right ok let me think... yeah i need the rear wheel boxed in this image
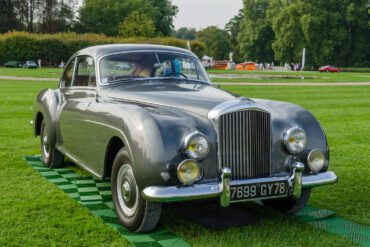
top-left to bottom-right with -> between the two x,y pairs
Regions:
111,148 -> 161,233
40,120 -> 64,168
263,189 -> 311,214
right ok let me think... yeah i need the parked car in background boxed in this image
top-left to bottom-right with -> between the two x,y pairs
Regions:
33,44 -> 338,233
319,65 -> 341,73
23,61 -> 38,69
236,62 -> 257,71
4,60 -> 22,68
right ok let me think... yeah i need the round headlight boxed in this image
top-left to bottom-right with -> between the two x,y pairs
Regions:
184,132 -> 210,160
177,159 -> 202,185
284,127 -> 307,154
307,149 -> 325,172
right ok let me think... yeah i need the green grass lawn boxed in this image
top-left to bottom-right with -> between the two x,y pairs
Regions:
0,80 -> 368,246
208,69 -> 370,83
0,67 -> 62,78
0,67 -> 369,83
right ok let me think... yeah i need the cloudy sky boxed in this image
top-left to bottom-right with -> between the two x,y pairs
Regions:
172,0 -> 243,30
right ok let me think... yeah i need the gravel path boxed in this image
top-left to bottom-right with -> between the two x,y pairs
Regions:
1,75 -> 369,86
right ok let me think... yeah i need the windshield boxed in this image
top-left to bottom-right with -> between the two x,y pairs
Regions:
99,52 -> 210,84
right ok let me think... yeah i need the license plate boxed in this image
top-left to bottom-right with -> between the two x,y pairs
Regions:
230,180 -> 288,202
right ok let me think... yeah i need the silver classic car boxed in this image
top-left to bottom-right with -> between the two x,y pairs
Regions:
33,44 -> 337,232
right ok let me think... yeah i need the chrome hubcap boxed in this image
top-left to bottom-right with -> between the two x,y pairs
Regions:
117,164 -> 138,217
121,181 -> 131,199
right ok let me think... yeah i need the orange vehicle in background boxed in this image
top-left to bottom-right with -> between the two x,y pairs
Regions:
236,62 -> 256,71
213,60 -> 228,70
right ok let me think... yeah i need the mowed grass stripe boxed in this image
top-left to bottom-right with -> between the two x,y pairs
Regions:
0,80 -> 367,246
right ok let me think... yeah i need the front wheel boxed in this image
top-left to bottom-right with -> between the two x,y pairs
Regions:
262,189 -> 311,214
111,148 -> 161,233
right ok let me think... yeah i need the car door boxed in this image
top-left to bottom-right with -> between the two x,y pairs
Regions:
58,55 -> 98,174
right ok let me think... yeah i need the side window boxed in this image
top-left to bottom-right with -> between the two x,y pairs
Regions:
62,59 -> 75,87
74,56 -> 96,87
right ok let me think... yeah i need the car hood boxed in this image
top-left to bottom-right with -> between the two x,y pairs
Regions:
100,82 -> 238,117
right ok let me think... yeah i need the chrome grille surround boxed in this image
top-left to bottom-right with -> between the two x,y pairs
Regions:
208,99 -> 272,180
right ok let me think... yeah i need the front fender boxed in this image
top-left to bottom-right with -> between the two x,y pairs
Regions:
108,103 -> 218,189
253,99 -> 329,174
33,89 -> 61,148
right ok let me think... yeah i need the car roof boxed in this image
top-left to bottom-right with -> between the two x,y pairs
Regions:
74,44 -> 196,60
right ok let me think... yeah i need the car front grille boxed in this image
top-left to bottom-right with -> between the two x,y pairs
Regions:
218,109 -> 271,180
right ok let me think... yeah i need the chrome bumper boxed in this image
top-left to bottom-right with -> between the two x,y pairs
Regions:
142,162 -> 338,206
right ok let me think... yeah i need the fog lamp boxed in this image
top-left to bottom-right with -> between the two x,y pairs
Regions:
307,149 -> 325,172
177,159 -> 202,185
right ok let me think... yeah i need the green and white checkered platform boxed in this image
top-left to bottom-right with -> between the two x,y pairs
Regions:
24,155 -> 189,247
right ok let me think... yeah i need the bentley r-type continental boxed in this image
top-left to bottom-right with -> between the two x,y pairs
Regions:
33,44 -> 338,232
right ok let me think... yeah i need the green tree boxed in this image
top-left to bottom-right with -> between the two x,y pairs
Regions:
76,0 -> 144,36
225,10 -> 244,62
118,11 -> 156,38
173,27 -> 196,40
196,26 -> 231,59
147,0 -> 178,36
237,0 -> 369,67
237,0 -> 275,63
0,0 -> 23,33
77,0 -> 177,37
38,0 -> 76,33
268,0 -> 369,67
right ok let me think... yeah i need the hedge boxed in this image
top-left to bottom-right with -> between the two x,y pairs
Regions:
0,32 -> 205,66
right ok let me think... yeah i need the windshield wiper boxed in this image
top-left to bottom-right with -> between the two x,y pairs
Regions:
107,77 -> 148,84
153,77 -> 210,85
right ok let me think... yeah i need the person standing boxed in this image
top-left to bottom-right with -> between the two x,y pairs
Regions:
38,59 -> 42,68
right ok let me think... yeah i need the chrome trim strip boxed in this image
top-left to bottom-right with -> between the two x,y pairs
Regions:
207,98 -> 263,121
61,150 -> 103,179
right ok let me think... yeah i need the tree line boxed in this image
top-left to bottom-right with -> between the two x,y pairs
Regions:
0,0 -> 178,37
174,0 -> 369,67
1,0 -> 369,67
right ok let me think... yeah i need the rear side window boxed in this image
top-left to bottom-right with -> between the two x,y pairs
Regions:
74,56 -> 96,87
61,59 -> 75,87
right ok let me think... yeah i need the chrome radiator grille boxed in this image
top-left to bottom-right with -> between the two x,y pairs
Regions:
218,110 -> 271,180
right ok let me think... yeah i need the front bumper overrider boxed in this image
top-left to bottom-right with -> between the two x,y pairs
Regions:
141,162 -> 338,207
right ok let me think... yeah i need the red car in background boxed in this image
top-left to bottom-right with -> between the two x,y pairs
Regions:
319,65 -> 341,72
